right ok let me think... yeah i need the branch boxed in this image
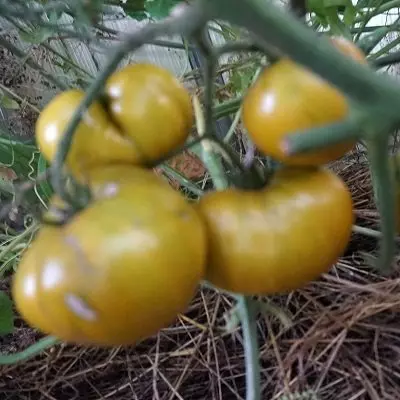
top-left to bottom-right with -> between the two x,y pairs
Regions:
237,296 -> 261,400
0,336 -> 59,365
373,51 -> 400,68
367,135 -> 397,274
282,119 -> 362,156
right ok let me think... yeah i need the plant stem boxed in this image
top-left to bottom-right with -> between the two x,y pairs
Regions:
0,336 -> 59,365
282,119 -> 362,156
159,164 -> 204,197
368,135 -> 397,274
369,35 -> 400,60
374,51 -> 400,67
0,82 -> 41,113
237,296 -> 261,400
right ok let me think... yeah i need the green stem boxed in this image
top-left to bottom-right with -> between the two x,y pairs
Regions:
374,51 -> 400,67
159,164 -> 204,197
237,296 -> 261,400
214,97 -> 242,119
0,82 -> 41,114
0,336 -> 59,365
282,119 -> 362,156
50,1 -> 207,198
355,0 -> 400,22
352,224 -> 400,241
368,135 -> 397,273
369,35 -> 400,60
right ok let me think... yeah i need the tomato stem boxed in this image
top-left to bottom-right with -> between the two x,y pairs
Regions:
0,336 -> 59,365
237,296 -> 261,400
282,119 -> 362,156
367,136 -> 397,274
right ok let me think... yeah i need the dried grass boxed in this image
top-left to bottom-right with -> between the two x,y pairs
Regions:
1,154 -> 400,400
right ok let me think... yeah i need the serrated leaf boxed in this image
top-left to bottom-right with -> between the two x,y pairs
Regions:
145,0 -> 181,19
122,0 -> 147,19
0,291 -> 14,336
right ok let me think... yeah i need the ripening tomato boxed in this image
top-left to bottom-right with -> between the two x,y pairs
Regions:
13,168 -> 206,346
36,90 -> 141,179
242,37 -> 367,166
105,63 -> 193,163
198,167 -> 354,295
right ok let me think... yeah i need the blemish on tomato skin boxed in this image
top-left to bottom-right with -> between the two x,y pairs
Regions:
65,293 -> 97,322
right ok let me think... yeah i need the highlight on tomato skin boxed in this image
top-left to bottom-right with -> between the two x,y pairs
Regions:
242,36 -> 366,167
197,167 -> 354,295
12,168 -> 207,347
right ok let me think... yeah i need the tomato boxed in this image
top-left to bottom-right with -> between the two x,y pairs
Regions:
36,90 -> 141,179
242,37 -> 366,166
13,168 -> 206,346
105,63 -> 193,163
198,167 -> 353,295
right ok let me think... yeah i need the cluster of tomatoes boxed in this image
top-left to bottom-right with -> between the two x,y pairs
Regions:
12,37 -> 364,347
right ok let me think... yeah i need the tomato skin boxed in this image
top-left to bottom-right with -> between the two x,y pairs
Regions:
36,90 -> 141,179
242,37 -> 366,166
13,168 -> 206,346
105,64 -> 193,163
198,167 -> 354,295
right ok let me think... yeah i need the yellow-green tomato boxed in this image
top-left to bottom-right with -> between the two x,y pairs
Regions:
242,37 -> 366,166
105,63 -> 193,163
13,169 -> 206,346
35,89 -> 141,180
198,167 -> 354,295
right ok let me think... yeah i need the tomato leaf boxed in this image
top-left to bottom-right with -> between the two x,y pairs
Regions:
0,291 -> 14,336
0,89 -> 19,110
145,0 -> 181,19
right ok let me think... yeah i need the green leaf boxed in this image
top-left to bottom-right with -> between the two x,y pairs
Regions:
0,291 -> 14,336
0,90 -> 19,110
145,0 -> 181,19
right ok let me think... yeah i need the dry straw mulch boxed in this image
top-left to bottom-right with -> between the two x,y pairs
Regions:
1,155 -> 400,400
